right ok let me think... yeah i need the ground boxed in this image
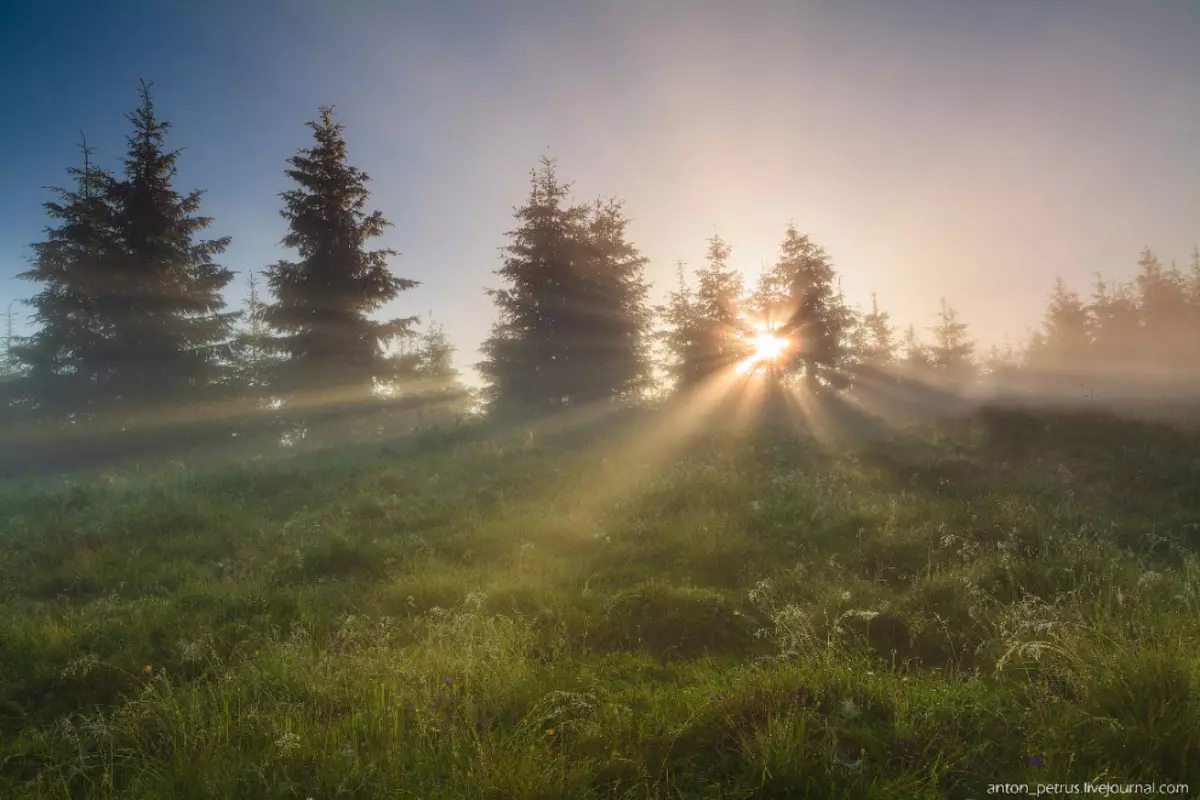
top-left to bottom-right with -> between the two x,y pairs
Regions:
0,399 -> 1198,798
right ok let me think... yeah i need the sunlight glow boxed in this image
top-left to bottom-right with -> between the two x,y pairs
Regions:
751,330 -> 788,362
736,324 -> 791,374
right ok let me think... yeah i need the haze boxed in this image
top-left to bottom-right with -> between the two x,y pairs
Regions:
1,0 -> 1198,378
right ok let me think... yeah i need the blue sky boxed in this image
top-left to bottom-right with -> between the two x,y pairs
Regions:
2,0 -> 1198,379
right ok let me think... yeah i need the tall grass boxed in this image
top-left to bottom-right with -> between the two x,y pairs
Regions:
1,407 -> 1197,797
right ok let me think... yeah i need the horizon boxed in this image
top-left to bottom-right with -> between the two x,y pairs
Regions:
2,0 -> 1198,383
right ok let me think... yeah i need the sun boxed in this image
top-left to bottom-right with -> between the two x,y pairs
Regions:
750,330 -> 788,362
736,323 -> 791,374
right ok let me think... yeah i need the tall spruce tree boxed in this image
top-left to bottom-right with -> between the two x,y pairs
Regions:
227,270 -> 277,406
689,234 -> 749,383
658,260 -> 707,390
840,304 -> 869,370
754,224 -> 842,388
981,337 -> 1020,380
1133,247 -> 1189,371
414,320 -> 473,416
929,297 -> 974,377
1187,247 -> 1200,377
1028,278 -> 1090,370
861,292 -> 896,366
1089,273 -> 1140,370
104,81 -> 236,417
572,198 -> 654,402
0,304 -> 13,376
479,158 -> 652,413
263,107 -> 419,417
0,304 -> 17,418
901,323 -> 932,369
11,135 -> 121,422
479,158 -> 589,414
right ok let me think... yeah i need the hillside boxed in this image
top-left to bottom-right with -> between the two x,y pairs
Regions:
1,403 -> 1198,798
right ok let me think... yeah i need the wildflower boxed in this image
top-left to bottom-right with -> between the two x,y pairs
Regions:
143,665 -> 152,674
546,728 -> 554,736
1027,755 -> 1045,769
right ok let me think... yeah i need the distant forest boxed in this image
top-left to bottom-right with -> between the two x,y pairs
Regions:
2,83 -> 1199,466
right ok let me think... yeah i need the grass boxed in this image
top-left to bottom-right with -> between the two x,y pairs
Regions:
0,400 -> 1198,798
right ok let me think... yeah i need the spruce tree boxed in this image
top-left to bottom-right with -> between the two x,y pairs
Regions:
1133,247 -> 1189,371
688,234 -> 750,383
862,292 -> 896,366
0,304 -> 17,418
981,337 -> 1019,382
929,297 -> 974,377
1089,273 -> 1140,371
1187,247 -> 1200,315
901,323 -> 932,370
263,107 -> 419,421
841,304 -> 869,370
754,224 -> 842,388
105,81 -> 236,418
415,320 -> 473,416
1187,247 -> 1200,378
11,135 -> 120,422
1,304 -> 13,376
1029,278 -> 1090,370
658,260 -> 707,390
227,270 -> 277,406
479,157 -> 589,415
479,159 -> 652,413
570,198 -> 654,403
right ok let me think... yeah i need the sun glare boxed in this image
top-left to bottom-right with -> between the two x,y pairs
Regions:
751,331 -> 788,362
736,325 -> 791,375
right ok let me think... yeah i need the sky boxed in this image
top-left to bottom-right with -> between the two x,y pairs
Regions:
2,0 -> 1198,381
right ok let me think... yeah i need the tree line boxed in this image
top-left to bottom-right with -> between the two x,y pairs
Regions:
2,82 -> 1199,460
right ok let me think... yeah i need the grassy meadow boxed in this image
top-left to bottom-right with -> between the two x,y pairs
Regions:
1,395 -> 1198,798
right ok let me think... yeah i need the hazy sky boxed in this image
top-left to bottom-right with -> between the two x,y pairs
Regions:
2,0 -> 1198,379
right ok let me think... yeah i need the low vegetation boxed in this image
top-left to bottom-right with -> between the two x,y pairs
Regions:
1,403 -> 1198,798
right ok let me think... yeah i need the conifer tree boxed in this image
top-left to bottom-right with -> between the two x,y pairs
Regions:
1089,273 -> 1140,370
901,323 -> 932,369
415,320 -> 473,416
571,198 -> 654,403
11,134 -> 120,422
479,158 -> 589,414
754,224 -> 842,388
263,106 -> 419,417
928,298 -> 974,377
861,292 -> 896,366
0,304 -> 13,377
479,158 -> 653,413
658,260 -> 707,390
840,304 -> 869,370
104,81 -> 236,417
1188,247 -> 1200,316
1029,278 -> 1090,369
227,270 -> 277,405
0,304 -> 17,419
1187,247 -> 1200,377
1133,247 -> 1189,370
981,337 -> 1020,381
691,234 -> 750,379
